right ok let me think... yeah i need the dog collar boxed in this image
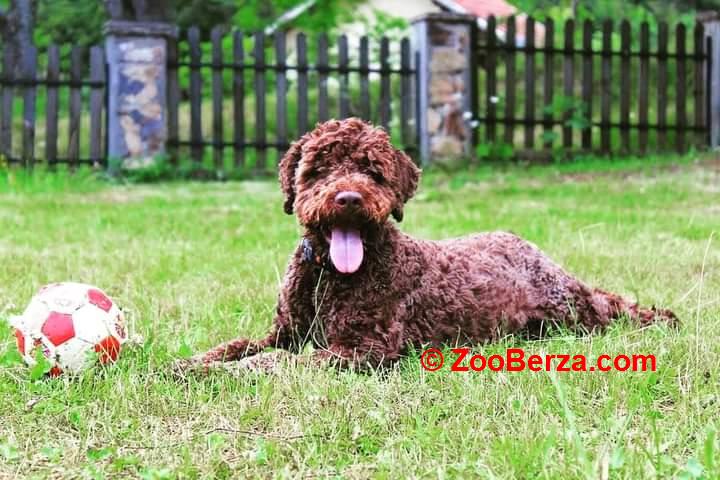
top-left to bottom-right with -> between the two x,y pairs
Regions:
302,237 -> 329,269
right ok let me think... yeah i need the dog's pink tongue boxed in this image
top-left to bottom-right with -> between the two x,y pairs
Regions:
329,228 -> 364,274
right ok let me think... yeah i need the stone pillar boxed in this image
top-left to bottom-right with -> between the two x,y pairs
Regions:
412,13 -> 477,165
105,20 -> 178,170
699,12 -> 720,148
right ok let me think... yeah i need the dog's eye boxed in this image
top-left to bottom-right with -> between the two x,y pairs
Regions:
300,168 -> 319,181
369,171 -> 385,184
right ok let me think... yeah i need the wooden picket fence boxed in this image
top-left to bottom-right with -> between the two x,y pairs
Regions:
166,27 -> 417,173
475,16 -> 711,156
0,17 -> 714,172
0,45 -> 107,168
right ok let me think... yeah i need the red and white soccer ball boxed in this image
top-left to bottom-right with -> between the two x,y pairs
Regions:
10,282 -> 127,376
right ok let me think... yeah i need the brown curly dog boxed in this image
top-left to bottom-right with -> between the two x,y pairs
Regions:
195,118 -> 677,370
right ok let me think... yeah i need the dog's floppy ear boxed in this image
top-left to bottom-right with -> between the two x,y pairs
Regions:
392,149 -> 421,222
278,136 -> 308,215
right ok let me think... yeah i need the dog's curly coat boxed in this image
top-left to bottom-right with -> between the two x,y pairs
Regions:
198,118 -> 677,369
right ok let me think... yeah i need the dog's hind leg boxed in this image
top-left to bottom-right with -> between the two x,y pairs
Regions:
583,288 -> 679,329
200,336 -> 273,363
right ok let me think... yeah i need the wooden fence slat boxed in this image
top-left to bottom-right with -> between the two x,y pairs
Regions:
297,33 -> 309,135
469,20 -> 479,152
486,16 -> 498,143
504,16 -> 516,145
379,36 -> 391,130
706,37 -> 713,148
317,33 -> 329,122
638,22 -> 650,152
0,50 -> 13,159
676,23 -> 687,153
167,35 -> 180,165
21,46 -> 37,168
543,18 -> 554,150
338,34 -> 350,118
89,46 -> 105,166
45,45 -> 60,164
359,36 -> 371,121
400,37 -> 412,148
562,19 -> 574,148
254,31 -> 267,171
188,26 -> 203,164
620,20 -> 631,152
276,32 -> 288,156
693,23 -> 705,148
581,19 -> 592,150
657,22 -> 668,150
233,30 -> 245,167
600,20 -> 612,153
524,16 -> 536,149
68,46 -> 83,168
211,27 -> 224,171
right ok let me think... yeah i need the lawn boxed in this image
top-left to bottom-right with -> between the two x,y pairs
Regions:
0,155 -> 719,479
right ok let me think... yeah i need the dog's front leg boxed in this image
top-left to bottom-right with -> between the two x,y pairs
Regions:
198,330 -> 287,363
175,246 -> 319,373
172,322 -> 299,376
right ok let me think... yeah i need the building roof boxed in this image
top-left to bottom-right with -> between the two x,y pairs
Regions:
451,0 -> 517,18
434,0 -> 544,45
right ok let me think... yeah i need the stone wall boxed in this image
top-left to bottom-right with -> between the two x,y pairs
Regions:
105,21 -> 176,168
413,14 -> 475,164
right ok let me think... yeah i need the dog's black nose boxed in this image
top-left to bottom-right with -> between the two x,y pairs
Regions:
335,191 -> 363,208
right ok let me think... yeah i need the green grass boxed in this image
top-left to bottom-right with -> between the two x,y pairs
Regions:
1,154 -> 719,479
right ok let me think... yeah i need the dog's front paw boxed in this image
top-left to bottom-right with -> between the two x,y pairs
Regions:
169,355 -> 211,379
235,351 -> 291,374
170,351 -> 291,379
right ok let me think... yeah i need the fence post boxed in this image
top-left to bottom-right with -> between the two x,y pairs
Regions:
412,13 -> 477,166
700,11 -> 720,148
104,20 -> 178,171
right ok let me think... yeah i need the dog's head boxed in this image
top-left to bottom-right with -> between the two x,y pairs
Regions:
279,118 -> 421,274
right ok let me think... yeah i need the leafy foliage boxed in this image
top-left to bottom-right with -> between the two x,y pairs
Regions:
18,0 -> 718,56
34,0 -> 106,50
172,0 -> 236,35
233,0 -> 361,34
543,95 -> 591,131
29,346 -> 51,380
359,9 -> 409,42
476,141 -> 515,161
29,0 -> 363,50
512,0 -> 699,26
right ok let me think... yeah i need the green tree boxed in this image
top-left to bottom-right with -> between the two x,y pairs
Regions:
232,0 -> 361,35
31,0 -> 362,49
513,0 -> 706,23
35,0 -> 105,49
